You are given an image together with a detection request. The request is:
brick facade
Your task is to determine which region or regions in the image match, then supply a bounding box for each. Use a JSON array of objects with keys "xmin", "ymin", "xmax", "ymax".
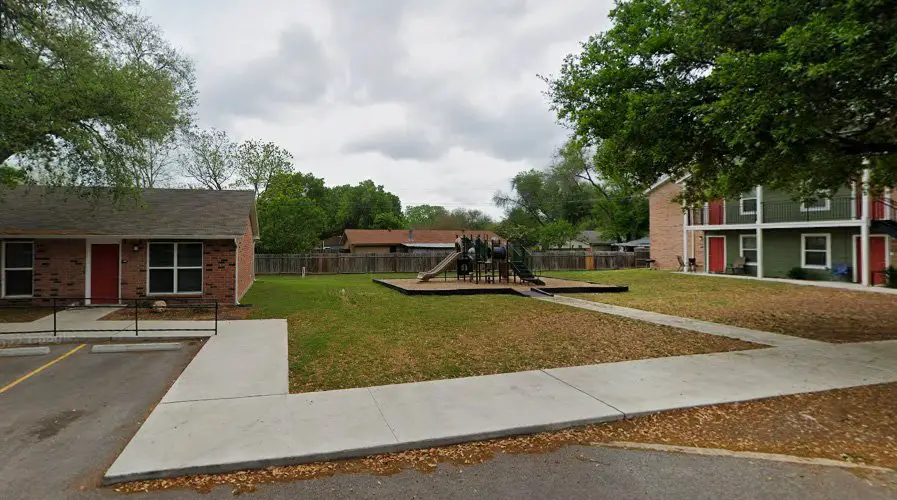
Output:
[
  {"xmin": 649, "ymin": 181, "xmax": 685, "ymax": 270},
  {"xmin": 648, "ymin": 181, "xmax": 706, "ymax": 270},
  {"xmin": 120, "ymin": 239, "xmax": 237, "ymax": 304},
  {"xmin": 1, "ymin": 215, "xmax": 256, "ymax": 305},
  {"xmin": 236, "ymin": 218, "xmax": 255, "ymax": 301}
]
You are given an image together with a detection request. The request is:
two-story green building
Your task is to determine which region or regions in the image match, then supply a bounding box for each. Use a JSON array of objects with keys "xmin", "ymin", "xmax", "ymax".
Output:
[{"xmin": 648, "ymin": 174, "xmax": 897, "ymax": 286}]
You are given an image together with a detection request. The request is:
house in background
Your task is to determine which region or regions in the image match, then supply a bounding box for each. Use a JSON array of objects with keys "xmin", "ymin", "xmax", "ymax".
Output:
[
  {"xmin": 550, "ymin": 230, "xmax": 616, "ymax": 252},
  {"xmin": 613, "ymin": 236, "xmax": 650, "ymax": 252},
  {"xmin": 341, "ymin": 229, "xmax": 502, "ymax": 254},
  {"xmin": 0, "ymin": 187, "xmax": 258, "ymax": 305},
  {"xmin": 315, "ymin": 235, "xmax": 343, "ymax": 253},
  {"xmin": 647, "ymin": 172, "xmax": 897, "ymax": 286}
]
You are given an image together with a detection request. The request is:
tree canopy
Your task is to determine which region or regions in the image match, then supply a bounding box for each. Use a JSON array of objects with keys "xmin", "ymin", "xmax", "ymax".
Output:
[
  {"xmin": 1, "ymin": 0, "xmax": 196, "ymax": 189},
  {"xmin": 494, "ymin": 139, "xmax": 648, "ymax": 247},
  {"xmin": 255, "ymin": 173, "xmax": 406, "ymax": 253},
  {"xmin": 545, "ymin": 0, "xmax": 897, "ymax": 201}
]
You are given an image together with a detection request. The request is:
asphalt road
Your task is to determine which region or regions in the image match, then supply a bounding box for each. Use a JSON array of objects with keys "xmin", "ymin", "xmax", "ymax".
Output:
[
  {"xmin": 0, "ymin": 341, "xmax": 202, "ymax": 500},
  {"xmin": 95, "ymin": 445, "xmax": 896, "ymax": 500}
]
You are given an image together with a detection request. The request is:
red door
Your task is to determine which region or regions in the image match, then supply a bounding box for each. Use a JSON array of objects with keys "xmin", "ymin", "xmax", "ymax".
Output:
[
  {"xmin": 855, "ymin": 236, "xmax": 886, "ymax": 285},
  {"xmin": 708, "ymin": 200, "xmax": 724, "ymax": 225},
  {"xmin": 90, "ymin": 244, "xmax": 119, "ymax": 304},
  {"xmin": 707, "ymin": 237, "xmax": 725, "ymax": 273}
]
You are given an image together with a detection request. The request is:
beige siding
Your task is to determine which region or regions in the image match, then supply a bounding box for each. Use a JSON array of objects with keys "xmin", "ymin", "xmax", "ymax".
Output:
[{"xmin": 349, "ymin": 245, "xmax": 392, "ymax": 254}]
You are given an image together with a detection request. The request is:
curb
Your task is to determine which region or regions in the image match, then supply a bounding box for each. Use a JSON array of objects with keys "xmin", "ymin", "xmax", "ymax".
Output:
[
  {"xmin": 102, "ymin": 412, "xmax": 624, "ymax": 484},
  {"xmin": 601, "ymin": 442, "xmax": 895, "ymax": 472},
  {"xmin": 0, "ymin": 335, "xmax": 209, "ymax": 346},
  {"xmin": 0, "ymin": 346, "xmax": 50, "ymax": 357},
  {"xmin": 91, "ymin": 343, "xmax": 182, "ymax": 353}
]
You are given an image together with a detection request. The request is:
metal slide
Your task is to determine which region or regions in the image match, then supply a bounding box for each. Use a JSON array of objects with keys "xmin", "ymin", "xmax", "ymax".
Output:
[{"xmin": 417, "ymin": 252, "xmax": 461, "ymax": 281}]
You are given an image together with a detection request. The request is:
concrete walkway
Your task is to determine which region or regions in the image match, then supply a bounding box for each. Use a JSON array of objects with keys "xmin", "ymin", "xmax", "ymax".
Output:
[
  {"xmin": 538, "ymin": 295, "xmax": 823, "ymax": 348},
  {"xmin": 104, "ymin": 329, "xmax": 897, "ymax": 483}
]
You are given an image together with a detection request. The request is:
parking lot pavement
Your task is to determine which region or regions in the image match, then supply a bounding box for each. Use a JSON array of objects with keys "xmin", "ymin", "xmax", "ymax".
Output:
[{"xmin": 0, "ymin": 341, "xmax": 202, "ymax": 500}]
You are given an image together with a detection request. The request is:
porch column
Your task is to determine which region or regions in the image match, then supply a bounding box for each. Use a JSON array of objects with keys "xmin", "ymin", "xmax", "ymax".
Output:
[
  {"xmin": 861, "ymin": 168, "xmax": 871, "ymax": 286},
  {"xmin": 682, "ymin": 208, "xmax": 690, "ymax": 272},
  {"xmin": 755, "ymin": 186, "xmax": 764, "ymax": 278}
]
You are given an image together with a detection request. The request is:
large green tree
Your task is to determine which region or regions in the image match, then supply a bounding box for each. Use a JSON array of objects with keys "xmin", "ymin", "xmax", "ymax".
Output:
[
  {"xmin": 495, "ymin": 139, "xmax": 648, "ymax": 245},
  {"xmin": 1, "ymin": 0, "xmax": 195, "ymax": 188},
  {"xmin": 404, "ymin": 204, "xmax": 449, "ymax": 228},
  {"xmin": 235, "ymin": 140, "xmax": 294, "ymax": 196},
  {"xmin": 256, "ymin": 172, "xmax": 328, "ymax": 253},
  {"xmin": 545, "ymin": 0, "xmax": 897, "ymax": 200},
  {"xmin": 329, "ymin": 180, "xmax": 403, "ymax": 233}
]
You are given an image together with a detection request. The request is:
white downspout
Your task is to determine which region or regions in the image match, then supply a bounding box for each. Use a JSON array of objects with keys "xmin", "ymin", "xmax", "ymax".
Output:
[
  {"xmin": 682, "ymin": 207, "xmax": 689, "ymax": 272},
  {"xmin": 861, "ymin": 168, "xmax": 871, "ymax": 287},
  {"xmin": 755, "ymin": 186, "xmax": 764, "ymax": 278}
]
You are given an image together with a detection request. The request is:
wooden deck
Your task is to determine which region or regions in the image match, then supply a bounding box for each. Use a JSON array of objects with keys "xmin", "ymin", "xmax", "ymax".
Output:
[{"xmin": 374, "ymin": 277, "xmax": 628, "ymax": 296}]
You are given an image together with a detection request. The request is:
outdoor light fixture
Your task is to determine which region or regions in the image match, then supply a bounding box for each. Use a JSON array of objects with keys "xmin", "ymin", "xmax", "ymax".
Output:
[{"xmin": 133, "ymin": 244, "xmax": 140, "ymax": 252}]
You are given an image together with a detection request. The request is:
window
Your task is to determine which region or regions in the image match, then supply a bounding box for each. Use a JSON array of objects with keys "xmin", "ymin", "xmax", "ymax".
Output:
[
  {"xmin": 800, "ymin": 198, "xmax": 831, "ymax": 212},
  {"xmin": 148, "ymin": 243, "xmax": 203, "ymax": 294},
  {"xmin": 801, "ymin": 234, "xmax": 830, "ymax": 269},
  {"xmin": 2, "ymin": 241, "xmax": 34, "ymax": 297},
  {"xmin": 739, "ymin": 234, "xmax": 758, "ymax": 266},
  {"xmin": 739, "ymin": 195, "xmax": 757, "ymax": 215}
]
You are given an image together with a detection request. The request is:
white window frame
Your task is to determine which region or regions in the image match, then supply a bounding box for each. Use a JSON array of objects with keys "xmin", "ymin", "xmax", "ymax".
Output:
[
  {"xmin": 1, "ymin": 241, "xmax": 35, "ymax": 298},
  {"xmin": 739, "ymin": 234, "xmax": 758, "ymax": 267},
  {"xmin": 800, "ymin": 198, "xmax": 831, "ymax": 212},
  {"xmin": 739, "ymin": 195, "xmax": 757, "ymax": 216},
  {"xmin": 801, "ymin": 233, "xmax": 831, "ymax": 269},
  {"xmin": 146, "ymin": 242, "xmax": 204, "ymax": 295}
]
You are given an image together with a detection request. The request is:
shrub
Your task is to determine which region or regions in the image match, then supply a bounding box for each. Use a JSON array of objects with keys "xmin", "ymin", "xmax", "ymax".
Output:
[
  {"xmin": 883, "ymin": 266, "xmax": 897, "ymax": 288},
  {"xmin": 786, "ymin": 267, "xmax": 809, "ymax": 280}
]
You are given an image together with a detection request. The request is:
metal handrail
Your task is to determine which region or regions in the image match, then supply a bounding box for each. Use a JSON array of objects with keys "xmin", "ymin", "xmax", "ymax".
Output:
[{"xmin": 0, "ymin": 297, "xmax": 218, "ymax": 336}]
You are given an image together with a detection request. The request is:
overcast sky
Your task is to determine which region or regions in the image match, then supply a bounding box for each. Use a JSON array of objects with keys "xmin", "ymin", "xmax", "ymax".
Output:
[{"xmin": 140, "ymin": 0, "xmax": 614, "ymax": 217}]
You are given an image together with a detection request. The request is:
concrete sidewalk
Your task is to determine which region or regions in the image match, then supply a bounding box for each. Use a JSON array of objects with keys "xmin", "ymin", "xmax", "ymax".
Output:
[
  {"xmin": 104, "ymin": 335, "xmax": 897, "ymax": 483},
  {"xmin": 540, "ymin": 295, "xmax": 824, "ymax": 348}
]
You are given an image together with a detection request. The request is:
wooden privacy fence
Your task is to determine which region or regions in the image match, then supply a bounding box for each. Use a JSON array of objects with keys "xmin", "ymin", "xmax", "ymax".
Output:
[{"xmin": 255, "ymin": 249, "xmax": 650, "ymax": 275}]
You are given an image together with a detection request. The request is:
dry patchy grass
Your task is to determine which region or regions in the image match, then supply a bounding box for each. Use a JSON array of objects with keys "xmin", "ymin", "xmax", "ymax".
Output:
[
  {"xmin": 243, "ymin": 275, "xmax": 757, "ymax": 393},
  {"xmin": 0, "ymin": 307, "xmax": 50, "ymax": 323},
  {"xmin": 115, "ymin": 383, "xmax": 897, "ymax": 495},
  {"xmin": 552, "ymin": 270, "xmax": 897, "ymax": 342}
]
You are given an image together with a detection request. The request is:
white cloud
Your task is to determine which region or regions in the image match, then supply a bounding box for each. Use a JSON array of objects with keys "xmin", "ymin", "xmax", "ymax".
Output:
[{"xmin": 139, "ymin": 0, "xmax": 615, "ymax": 217}]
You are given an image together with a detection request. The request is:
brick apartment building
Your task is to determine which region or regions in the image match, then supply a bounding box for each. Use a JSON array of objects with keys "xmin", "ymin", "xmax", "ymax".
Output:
[{"xmin": 0, "ymin": 187, "xmax": 258, "ymax": 305}]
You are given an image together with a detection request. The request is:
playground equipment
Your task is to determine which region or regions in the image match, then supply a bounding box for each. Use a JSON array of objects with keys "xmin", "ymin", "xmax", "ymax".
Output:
[{"xmin": 417, "ymin": 234, "xmax": 544, "ymax": 285}]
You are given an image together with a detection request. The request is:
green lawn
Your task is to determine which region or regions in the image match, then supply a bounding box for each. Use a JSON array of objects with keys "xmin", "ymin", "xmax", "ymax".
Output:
[
  {"xmin": 243, "ymin": 274, "xmax": 756, "ymax": 393},
  {"xmin": 548, "ymin": 269, "xmax": 897, "ymax": 343}
]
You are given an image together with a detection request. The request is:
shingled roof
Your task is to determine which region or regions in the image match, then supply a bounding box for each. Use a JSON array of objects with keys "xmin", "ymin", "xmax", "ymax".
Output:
[
  {"xmin": 343, "ymin": 229, "xmax": 502, "ymax": 247},
  {"xmin": 0, "ymin": 186, "xmax": 258, "ymax": 238}
]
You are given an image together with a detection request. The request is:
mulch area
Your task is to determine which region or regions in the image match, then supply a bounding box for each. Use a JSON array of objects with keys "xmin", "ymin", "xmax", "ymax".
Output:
[
  {"xmin": 0, "ymin": 307, "xmax": 51, "ymax": 323},
  {"xmin": 114, "ymin": 383, "xmax": 897, "ymax": 495},
  {"xmin": 101, "ymin": 306, "xmax": 251, "ymax": 321}
]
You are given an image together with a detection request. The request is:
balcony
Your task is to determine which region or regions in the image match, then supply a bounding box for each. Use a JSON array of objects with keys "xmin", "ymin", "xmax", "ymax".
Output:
[
  {"xmin": 687, "ymin": 196, "xmax": 862, "ymax": 226},
  {"xmin": 762, "ymin": 197, "xmax": 856, "ymax": 223}
]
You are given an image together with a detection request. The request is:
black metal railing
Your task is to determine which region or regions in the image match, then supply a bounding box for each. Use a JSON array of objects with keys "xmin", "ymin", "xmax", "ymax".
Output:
[
  {"xmin": 0, "ymin": 297, "xmax": 218, "ymax": 336},
  {"xmin": 762, "ymin": 196, "xmax": 856, "ymax": 223},
  {"xmin": 687, "ymin": 197, "xmax": 860, "ymax": 226}
]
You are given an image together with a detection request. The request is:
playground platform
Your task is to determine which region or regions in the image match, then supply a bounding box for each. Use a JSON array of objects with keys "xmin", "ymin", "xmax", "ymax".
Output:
[{"xmin": 374, "ymin": 277, "xmax": 628, "ymax": 296}]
